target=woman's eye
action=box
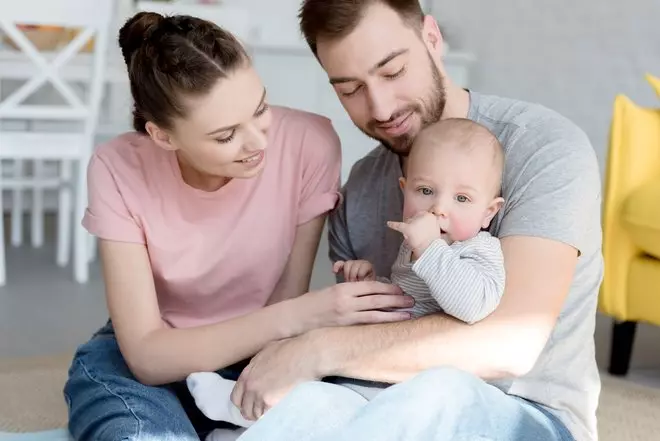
[216,130,236,144]
[456,194,470,203]
[255,103,270,117]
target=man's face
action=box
[316,3,446,155]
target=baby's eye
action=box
[417,187,433,196]
[455,194,470,203]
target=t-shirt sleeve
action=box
[81,154,145,244]
[497,119,601,255]
[297,118,342,225]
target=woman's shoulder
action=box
[269,106,341,160]
[270,105,332,129]
[270,106,339,143]
[92,131,167,176]
[267,107,342,223]
[94,131,156,162]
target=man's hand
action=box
[333,259,376,282]
[387,211,442,258]
[230,335,318,422]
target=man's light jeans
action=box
[237,367,575,441]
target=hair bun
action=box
[118,11,164,67]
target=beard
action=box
[360,55,446,156]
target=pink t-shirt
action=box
[83,106,341,328]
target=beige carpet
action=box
[1,354,659,440]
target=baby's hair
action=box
[410,118,504,195]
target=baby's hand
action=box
[333,260,376,282]
[387,211,442,258]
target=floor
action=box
[1,216,660,390]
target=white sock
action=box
[186,372,255,428]
[205,427,247,441]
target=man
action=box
[232,1,602,440]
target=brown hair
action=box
[298,0,425,56]
[118,12,249,133]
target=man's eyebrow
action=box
[205,88,267,136]
[328,49,409,85]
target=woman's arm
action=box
[103,213,409,386]
[266,215,326,305]
[102,238,303,386]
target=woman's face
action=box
[157,65,273,182]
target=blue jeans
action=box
[65,321,574,441]
[237,369,575,441]
[63,321,247,440]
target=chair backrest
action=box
[647,73,660,99]
[599,92,660,317]
[0,0,114,135]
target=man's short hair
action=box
[298,0,425,56]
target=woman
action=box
[63,11,413,441]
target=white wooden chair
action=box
[0,0,113,285]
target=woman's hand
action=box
[290,281,414,333]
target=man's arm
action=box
[412,236,505,325]
[327,188,357,283]
[314,235,577,382]
[311,120,599,383]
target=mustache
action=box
[367,105,421,132]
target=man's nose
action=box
[367,89,396,123]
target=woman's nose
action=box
[244,123,268,151]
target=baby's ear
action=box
[398,177,407,191]
[482,197,505,228]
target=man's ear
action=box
[399,177,407,192]
[421,15,444,54]
[146,121,177,152]
[482,197,505,228]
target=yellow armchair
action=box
[600,80,660,376]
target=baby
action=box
[334,117,506,324]
[186,118,506,433]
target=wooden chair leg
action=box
[608,320,637,376]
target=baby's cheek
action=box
[450,214,483,242]
[402,198,425,220]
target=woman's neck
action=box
[177,153,230,192]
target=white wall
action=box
[430,0,660,175]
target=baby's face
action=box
[400,142,503,244]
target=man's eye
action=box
[340,85,361,97]
[384,66,406,80]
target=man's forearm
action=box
[313,310,541,384]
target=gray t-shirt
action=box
[328,90,603,440]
